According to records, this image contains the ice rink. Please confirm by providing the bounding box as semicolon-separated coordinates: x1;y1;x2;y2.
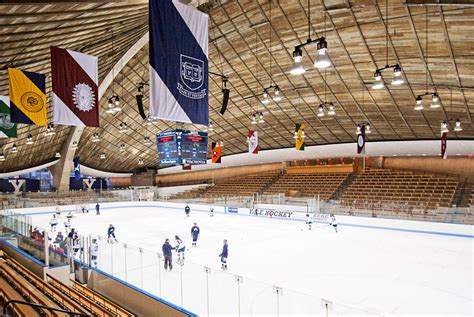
27;203;473;316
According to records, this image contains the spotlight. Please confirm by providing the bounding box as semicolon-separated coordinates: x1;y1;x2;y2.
356;125;361;135
431;93;440;108
119;122;128;133
106;98;115;114
441;121;449;133
327;103;336;116
262;90;270;104
414;96;424;111
138;158;144;165
372;70;384;90
144;136;150;144
91;133;100;143
290;48;306;75
454;119;462;132
293;131;298;139
100;153;106;160
26;134;34;145
273;86;282;102
119;144;125;152
251;114;257;125
11;144;17;153
258;112;264;124
45;124;55;136
55;152;61;158
317;104;325;117
365;123;371;134
72;141;78;149
314;38;331;69
391;64;404;86
209;122;214;131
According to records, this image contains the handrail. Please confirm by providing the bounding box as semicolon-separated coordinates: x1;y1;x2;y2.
2;300;92;316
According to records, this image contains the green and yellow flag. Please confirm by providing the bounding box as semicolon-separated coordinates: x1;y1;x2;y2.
0;96;17;138
8;68;47;126
295;123;305;151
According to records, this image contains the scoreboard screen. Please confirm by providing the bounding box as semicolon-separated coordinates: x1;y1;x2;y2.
156;129;208;167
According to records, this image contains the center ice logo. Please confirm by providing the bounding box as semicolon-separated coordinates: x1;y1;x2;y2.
178;54;206;99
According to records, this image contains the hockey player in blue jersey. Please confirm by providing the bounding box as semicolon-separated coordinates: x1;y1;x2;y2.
107;224;117;243
330;214;338;233
185;204;190;217
174;235;185;263
305;213;312;230
218;239;228;270
191;223;200;247
162;239;174;271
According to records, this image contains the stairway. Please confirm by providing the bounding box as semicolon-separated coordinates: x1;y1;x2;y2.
258;172;284;195
328;173;357;201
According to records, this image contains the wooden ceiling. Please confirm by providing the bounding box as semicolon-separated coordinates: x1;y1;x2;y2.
0;0;473;173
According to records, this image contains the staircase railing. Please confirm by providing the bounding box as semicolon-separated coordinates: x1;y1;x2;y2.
2;300;92;317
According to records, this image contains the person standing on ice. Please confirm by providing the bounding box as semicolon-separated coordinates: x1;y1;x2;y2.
305;213;312;231
95;202;100;215
209;207;214;217
49;214;58;232
329;214;338;233
174;235;186;262
218;239;228;270
185;204;190;217
191;223;200;246
107;224;117;243
162;238;174;271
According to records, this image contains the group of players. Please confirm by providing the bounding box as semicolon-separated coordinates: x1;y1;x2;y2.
161;205;228;272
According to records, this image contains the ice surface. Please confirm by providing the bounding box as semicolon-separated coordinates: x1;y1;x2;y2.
30;205;473;316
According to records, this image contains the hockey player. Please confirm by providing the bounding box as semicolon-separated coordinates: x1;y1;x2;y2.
305;213;312;231
81;204;89;213
191;223;200;246
184;204;190;217
162;239;174;271
49;214;58;232
66;211;73;222
174;235;186;263
72;232;81;256
107;224;117;243
64;219;71;233
90;239;99;267
55;206;61;218
95;203;100;215
218;239;228;270
330;214;338;233
54;232;64;245
209;207;214;217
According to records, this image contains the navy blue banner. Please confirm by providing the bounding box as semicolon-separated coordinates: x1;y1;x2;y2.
73;156;80;180
149;0;209;125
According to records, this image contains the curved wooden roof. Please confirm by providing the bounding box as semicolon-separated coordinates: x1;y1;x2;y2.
0;0;473;172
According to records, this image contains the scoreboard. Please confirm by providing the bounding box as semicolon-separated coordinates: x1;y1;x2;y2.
156;129;208;167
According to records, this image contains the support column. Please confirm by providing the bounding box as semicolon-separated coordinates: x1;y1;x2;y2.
50;126;84;192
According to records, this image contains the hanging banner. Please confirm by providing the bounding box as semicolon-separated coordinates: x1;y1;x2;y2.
73;156;81;180
212;142;222;163
441;132;447;160
8;68;47;126
357;125;366;154
51;46;99;127
248;130;258;154
149;0;209;125
295;123;305;151
0;96;17;138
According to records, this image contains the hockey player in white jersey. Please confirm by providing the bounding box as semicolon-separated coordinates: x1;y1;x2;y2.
174;235;186;263
49;214;58;232
330;214;338;233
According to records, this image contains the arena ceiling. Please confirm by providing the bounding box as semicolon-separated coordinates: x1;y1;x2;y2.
0;0;473;173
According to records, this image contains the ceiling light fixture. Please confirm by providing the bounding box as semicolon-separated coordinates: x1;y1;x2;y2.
26;134;34;145
113;96;121;112
273;86;282;102
119;144;125;152
208;121;214;131
0;153;5;162
144;136;151;144
100;153;106;160
258;112;264;124
454;119;462;132
91;133;100;143
291;0;331;73
106;98;115;114
251;114;257;125
138;158;144;165
441;121;449;133
414;96;424;111
119;122;128;133
11;144;17;154
317;104;325;117
356;123;371;135
55;152;61;158
45;124;55;136
72;141;78;149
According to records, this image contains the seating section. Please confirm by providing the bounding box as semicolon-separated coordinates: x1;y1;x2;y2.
200;173;279;197
340;168;459;210
0;253;133;317
470;191;474;207
261;173;349;200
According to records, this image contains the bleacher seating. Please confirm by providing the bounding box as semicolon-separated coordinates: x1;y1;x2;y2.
261;173;349;200
0;252;134;317
340;168;459;210
469;191;474;207
200;173;279;197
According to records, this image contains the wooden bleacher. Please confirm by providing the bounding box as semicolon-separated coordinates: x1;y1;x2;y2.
0;252;134;317
261;173;349;200
200;172;279;197
340;168;459;210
